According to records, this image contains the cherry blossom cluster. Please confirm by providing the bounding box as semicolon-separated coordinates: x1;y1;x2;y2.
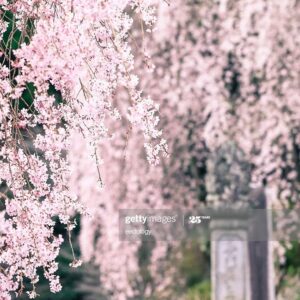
0;0;166;298
72;0;300;298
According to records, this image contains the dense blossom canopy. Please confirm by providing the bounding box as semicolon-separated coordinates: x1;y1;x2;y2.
72;0;300;298
1;0;300;299
0;0;166;298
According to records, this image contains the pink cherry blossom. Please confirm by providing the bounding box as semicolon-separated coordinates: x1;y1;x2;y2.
0;0;165;298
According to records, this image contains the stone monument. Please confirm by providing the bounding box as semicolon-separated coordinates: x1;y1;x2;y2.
206;142;273;300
